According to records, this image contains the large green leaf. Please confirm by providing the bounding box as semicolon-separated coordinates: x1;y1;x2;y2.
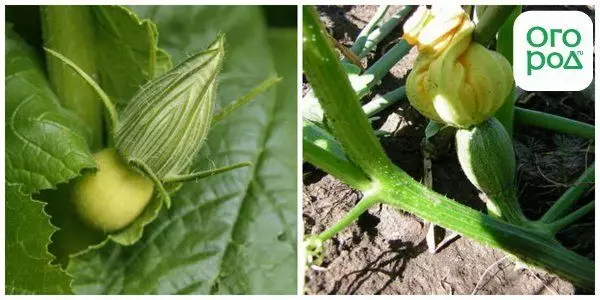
215;28;297;295
67;6;297;294
5;24;96;295
92;5;169;106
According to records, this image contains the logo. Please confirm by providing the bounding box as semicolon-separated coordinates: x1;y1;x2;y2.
514;11;593;91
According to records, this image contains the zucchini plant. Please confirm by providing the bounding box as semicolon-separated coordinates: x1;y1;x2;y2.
303;5;594;290
6;5;297;294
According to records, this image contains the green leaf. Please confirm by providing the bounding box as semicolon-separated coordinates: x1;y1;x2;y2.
424;120;442;140
5;24;95;295
5;185;73;294
5;25;95;195
303;119;346;161
67;6;297;294
214;28;297;295
91;5;166;107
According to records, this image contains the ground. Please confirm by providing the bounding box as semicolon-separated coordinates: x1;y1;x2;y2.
303;5;595;295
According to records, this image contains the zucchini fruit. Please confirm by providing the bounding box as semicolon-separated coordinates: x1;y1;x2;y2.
456;117;525;223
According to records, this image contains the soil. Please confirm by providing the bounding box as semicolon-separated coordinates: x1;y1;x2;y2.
303;5;595;295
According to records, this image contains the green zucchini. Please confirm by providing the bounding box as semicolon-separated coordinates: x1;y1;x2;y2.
456;117;525;224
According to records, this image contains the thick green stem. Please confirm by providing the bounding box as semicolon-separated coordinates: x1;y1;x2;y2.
539;163;595;223
359;6;415;58
358;40;412;98
363;86;406;117
473;6;518;45
317;193;379;241
304;6;391;177
348;5;389;56
515;107;595;140
41;6;103;149
374;169;593;289
548;201;594;234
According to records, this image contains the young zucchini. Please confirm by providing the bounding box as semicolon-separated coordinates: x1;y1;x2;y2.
71;148;153;232
456;117;525;223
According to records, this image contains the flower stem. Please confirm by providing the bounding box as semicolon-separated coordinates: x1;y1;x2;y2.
539;163;595;223
514;107;595;140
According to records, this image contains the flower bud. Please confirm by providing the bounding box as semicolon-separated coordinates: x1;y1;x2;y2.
115;34;225;178
404;6;513;128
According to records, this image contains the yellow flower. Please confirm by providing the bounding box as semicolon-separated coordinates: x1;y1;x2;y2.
404;6;513;128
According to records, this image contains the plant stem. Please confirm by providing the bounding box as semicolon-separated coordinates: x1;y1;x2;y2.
473;5;518;45
514;107;595;140
374;169;593;289
487;7;521;136
358;40;412;98
41;6;103;149
548;201;595;234
304;6;391;177
539;163;595;223
494;85;516;137
363;86;406;117
359;6;416;58
317;193;379;241
495;6;521;66
303;135;372;191
303;120;346;160
348;5;389;56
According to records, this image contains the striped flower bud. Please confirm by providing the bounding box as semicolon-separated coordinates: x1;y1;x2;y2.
116;34;225;178
404;6;513;128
